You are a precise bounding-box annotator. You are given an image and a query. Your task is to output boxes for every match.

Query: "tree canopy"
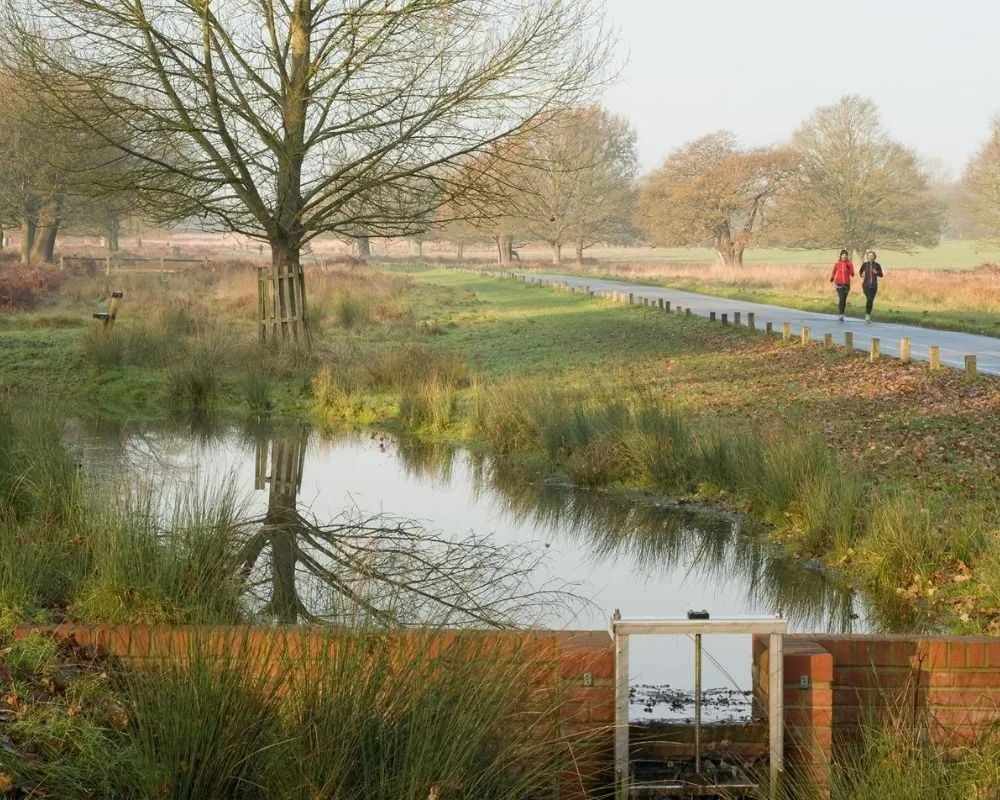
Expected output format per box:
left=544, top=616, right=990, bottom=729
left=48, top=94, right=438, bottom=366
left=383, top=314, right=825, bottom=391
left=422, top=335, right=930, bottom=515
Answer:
left=962, top=118, right=1000, bottom=242
left=3, top=0, right=610, bottom=340
left=636, top=131, right=792, bottom=266
left=772, top=95, right=944, bottom=257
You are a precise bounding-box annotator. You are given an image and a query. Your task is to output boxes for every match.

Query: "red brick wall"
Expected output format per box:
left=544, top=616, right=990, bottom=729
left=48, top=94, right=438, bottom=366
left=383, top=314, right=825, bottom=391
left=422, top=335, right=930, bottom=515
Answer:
left=755, top=633, right=1000, bottom=796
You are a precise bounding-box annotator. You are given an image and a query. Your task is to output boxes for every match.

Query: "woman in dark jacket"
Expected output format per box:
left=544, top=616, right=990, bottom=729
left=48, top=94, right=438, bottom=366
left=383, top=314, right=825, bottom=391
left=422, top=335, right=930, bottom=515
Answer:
left=859, top=250, right=884, bottom=323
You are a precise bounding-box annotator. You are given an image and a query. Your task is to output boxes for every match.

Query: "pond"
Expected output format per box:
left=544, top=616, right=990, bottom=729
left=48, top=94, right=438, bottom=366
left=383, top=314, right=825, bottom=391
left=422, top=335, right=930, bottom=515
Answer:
left=67, top=421, right=869, bottom=721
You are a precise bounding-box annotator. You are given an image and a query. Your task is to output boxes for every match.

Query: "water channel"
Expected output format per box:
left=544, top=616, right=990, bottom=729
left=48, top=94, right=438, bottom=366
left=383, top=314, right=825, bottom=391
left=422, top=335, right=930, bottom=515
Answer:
left=67, top=420, right=870, bottom=721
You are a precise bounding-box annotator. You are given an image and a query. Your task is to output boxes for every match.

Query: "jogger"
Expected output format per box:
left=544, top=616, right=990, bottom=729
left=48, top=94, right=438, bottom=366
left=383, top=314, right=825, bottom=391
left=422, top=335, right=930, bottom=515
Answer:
left=829, top=249, right=855, bottom=322
left=859, top=250, right=884, bottom=323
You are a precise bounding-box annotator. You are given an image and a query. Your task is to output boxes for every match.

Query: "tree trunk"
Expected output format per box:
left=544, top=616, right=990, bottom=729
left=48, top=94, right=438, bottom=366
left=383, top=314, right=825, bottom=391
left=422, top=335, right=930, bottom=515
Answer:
left=20, top=220, right=36, bottom=265
left=356, top=235, right=371, bottom=259
left=455, top=241, right=464, bottom=260
left=106, top=216, right=120, bottom=252
left=552, top=241, right=562, bottom=265
left=496, top=234, right=514, bottom=265
left=32, top=198, right=61, bottom=264
left=0, top=226, right=5, bottom=250
left=575, top=239, right=584, bottom=265
left=264, top=238, right=310, bottom=346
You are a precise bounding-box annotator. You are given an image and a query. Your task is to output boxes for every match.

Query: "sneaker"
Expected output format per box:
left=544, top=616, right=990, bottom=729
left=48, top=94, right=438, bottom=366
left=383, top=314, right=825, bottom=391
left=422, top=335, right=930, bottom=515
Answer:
left=839, top=315, right=844, bottom=322
left=865, top=314, right=871, bottom=324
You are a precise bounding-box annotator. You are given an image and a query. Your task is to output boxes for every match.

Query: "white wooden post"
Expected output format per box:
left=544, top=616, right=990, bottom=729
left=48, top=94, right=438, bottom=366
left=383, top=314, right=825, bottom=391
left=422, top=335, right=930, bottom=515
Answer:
left=768, top=632, right=784, bottom=798
left=614, top=626, right=629, bottom=800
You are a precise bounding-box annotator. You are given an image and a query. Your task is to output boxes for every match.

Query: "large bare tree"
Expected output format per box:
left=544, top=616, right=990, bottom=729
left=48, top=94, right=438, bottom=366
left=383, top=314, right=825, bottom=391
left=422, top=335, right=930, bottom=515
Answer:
left=3, top=0, right=609, bottom=342
left=636, top=131, right=792, bottom=266
left=773, top=95, right=944, bottom=258
left=506, top=105, right=637, bottom=264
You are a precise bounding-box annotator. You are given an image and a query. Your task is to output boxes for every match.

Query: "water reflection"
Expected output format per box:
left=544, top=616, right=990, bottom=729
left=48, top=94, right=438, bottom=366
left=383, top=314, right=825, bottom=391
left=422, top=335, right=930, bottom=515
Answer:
left=69, top=418, right=866, bottom=635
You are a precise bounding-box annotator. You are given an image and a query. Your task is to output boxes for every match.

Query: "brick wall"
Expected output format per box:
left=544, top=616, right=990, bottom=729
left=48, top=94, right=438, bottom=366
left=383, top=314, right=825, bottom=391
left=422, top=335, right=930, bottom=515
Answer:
left=754, top=633, right=1000, bottom=797
left=15, top=624, right=614, bottom=798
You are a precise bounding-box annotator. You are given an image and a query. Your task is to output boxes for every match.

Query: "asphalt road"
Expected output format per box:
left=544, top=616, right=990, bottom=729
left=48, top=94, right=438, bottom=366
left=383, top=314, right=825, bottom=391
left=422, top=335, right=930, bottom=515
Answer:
left=522, top=272, right=1000, bottom=376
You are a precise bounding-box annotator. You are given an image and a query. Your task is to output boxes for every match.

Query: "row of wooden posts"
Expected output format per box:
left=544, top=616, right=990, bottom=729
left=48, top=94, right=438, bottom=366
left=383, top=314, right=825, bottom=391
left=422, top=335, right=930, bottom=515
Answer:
left=488, top=270, right=981, bottom=378
left=60, top=254, right=210, bottom=275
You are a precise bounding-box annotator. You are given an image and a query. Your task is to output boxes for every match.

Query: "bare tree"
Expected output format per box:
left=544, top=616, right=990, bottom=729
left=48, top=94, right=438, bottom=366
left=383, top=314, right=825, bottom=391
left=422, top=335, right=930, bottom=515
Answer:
left=497, top=106, right=637, bottom=265
left=962, top=118, right=1000, bottom=242
left=636, top=131, right=792, bottom=266
left=3, top=0, right=610, bottom=343
left=773, top=95, right=944, bottom=258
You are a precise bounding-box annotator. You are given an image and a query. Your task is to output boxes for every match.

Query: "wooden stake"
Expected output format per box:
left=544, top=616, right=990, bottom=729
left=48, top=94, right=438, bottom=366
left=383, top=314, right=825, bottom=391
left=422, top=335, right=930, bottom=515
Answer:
left=929, top=345, right=941, bottom=370
left=721, top=313, right=728, bottom=326
left=965, top=354, right=977, bottom=377
left=710, top=311, right=717, bottom=322
left=900, top=337, right=911, bottom=364
left=734, top=311, right=741, bottom=326
left=845, top=331, right=854, bottom=350
left=766, top=321, right=773, bottom=335
left=747, top=312, right=755, bottom=331
left=870, top=338, right=881, bottom=361
left=782, top=322, right=791, bottom=341
left=801, top=326, right=811, bottom=345
left=824, top=333, right=833, bottom=348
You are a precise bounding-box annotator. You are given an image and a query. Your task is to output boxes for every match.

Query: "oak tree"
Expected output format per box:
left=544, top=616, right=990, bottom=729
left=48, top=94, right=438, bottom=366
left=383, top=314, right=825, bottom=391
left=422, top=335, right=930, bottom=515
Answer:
left=773, top=95, right=944, bottom=258
left=3, top=0, right=609, bottom=343
left=636, top=131, right=792, bottom=266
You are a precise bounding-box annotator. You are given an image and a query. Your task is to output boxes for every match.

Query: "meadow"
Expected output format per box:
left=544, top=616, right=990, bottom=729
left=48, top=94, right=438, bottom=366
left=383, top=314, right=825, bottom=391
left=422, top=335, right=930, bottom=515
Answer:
left=1, top=259, right=999, bottom=798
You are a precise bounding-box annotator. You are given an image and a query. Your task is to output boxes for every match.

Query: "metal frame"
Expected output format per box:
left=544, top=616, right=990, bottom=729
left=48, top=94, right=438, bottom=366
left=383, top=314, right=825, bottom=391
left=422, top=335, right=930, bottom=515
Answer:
left=611, top=612, right=787, bottom=800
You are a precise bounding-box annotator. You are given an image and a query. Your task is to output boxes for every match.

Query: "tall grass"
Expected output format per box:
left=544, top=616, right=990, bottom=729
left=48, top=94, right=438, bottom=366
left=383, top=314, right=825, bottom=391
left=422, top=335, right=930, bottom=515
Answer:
left=119, top=629, right=569, bottom=800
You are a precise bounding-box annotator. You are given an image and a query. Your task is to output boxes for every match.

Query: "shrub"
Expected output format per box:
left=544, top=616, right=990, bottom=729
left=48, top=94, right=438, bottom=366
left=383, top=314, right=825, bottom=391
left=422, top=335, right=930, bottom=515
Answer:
left=0, top=266, right=66, bottom=310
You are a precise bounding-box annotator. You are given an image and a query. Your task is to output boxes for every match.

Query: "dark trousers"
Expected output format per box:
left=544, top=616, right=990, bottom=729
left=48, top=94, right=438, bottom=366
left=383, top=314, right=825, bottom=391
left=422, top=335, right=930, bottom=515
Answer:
left=836, top=285, right=850, bottom=315
left=863, top=286, right=877, bottom=314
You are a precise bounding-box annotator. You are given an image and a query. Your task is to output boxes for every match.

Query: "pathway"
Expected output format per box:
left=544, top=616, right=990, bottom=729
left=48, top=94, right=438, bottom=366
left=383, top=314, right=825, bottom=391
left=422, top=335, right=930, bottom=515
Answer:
left=523, top=272, right=1000, bottom=376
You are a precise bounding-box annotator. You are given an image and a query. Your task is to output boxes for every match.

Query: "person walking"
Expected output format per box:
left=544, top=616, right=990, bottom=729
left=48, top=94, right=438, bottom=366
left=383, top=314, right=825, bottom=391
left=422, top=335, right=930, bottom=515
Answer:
left=829, top=249, right=854, bottom=322
left=859, top=250, right=884, bottom=324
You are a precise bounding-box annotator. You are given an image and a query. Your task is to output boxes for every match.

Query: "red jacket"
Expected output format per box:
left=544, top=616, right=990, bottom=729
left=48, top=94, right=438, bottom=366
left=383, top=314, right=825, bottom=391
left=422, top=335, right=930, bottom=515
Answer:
left=830, top=259, right=854, bottom=286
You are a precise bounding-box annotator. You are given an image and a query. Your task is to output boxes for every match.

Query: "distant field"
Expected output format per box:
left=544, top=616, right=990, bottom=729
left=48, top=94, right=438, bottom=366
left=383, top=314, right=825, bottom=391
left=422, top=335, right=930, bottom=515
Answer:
left=482, top=239, right=1000, bottom=270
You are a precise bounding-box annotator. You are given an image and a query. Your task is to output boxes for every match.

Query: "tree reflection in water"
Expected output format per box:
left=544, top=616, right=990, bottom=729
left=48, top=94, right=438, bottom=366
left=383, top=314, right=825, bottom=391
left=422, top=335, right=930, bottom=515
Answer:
left=239, top=428, right=572, bottom=627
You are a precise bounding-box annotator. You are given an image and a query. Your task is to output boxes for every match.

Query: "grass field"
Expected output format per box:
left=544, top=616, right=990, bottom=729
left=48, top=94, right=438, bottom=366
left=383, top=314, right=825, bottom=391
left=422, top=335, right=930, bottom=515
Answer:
left=450, top=238, right=1000, bottom=270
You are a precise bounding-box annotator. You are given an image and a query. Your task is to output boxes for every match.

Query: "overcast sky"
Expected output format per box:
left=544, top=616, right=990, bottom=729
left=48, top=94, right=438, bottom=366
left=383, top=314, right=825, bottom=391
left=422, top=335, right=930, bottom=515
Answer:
left=602, top=0, right=1000, bottom=177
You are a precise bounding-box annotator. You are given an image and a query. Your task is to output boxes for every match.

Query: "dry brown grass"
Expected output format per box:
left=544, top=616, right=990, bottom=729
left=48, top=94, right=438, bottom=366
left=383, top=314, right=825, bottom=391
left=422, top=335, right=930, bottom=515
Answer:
left=518, top=260, right=1000, bottom=327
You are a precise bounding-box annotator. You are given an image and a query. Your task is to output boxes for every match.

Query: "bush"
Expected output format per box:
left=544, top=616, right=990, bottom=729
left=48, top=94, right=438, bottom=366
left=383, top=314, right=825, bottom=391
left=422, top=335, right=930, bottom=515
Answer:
left=0, top=266, right=66, bottom=310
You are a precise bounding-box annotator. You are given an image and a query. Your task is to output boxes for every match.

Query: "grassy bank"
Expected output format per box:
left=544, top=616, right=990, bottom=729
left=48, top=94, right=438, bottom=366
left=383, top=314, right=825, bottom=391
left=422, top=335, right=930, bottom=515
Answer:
left=310, top=267, right=999, bottom=634
left=0, top=624, right=568, bottom=799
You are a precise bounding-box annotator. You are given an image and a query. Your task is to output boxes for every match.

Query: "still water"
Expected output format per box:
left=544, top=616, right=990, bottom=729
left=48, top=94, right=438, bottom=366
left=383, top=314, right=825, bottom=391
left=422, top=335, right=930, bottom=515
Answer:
left=68, top=421, right=867, bottom=720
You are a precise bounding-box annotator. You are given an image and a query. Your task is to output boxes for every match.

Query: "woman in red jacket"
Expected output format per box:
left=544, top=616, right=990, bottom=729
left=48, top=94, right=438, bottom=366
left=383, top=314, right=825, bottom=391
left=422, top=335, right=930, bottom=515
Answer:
left=829, top=249, right=855, bottom=322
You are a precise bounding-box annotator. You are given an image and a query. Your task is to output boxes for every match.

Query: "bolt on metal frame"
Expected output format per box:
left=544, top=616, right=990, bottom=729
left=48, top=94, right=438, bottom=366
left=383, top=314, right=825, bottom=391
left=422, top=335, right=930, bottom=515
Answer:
left=611, top=612, right=787, bottom=800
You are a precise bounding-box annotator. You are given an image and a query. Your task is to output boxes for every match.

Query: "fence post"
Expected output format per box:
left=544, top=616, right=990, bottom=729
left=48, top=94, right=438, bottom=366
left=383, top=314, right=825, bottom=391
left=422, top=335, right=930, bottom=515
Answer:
left=765, top=321, right=773, bottom=335
left=628, top=293, right=634, bottom=305
left=965, top=355, right=977, bottom=377
left=747, top=312, right=755, bottom=331
left=734, top=311, right=741, bottom=326
left=710, top=312, right=717, bottom=322
left=900, top=337, right=912, bottom=364
left=845, top=331, right=854, bottom=350
left=721, top=313, right=728, bottom=326
left=870, top=338, right=881, bottom=362
left=782, top=322, right=791, bottom=341
left=685, top=308, right=691, bottom=316
left=929, top=345, right=941, bottom=370
left=801, top=327, right=811, bottom=345
left=824, top=333, right=833, bottom=348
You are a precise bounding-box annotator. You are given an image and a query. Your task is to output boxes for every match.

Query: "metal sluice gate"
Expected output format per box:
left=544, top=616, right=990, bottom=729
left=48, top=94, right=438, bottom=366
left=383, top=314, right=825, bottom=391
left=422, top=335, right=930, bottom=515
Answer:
left=611, top=611, right=787, bottom=799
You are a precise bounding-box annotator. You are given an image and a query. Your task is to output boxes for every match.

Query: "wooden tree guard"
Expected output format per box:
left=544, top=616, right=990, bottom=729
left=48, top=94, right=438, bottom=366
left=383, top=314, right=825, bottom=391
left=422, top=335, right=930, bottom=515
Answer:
left=258, top=263, right=309, bottom=346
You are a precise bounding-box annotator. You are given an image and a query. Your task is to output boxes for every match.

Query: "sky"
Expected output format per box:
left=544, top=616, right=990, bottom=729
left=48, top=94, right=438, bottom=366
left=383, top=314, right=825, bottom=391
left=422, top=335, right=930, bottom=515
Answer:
left=602, top=0, right=1000, bottom=176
